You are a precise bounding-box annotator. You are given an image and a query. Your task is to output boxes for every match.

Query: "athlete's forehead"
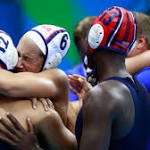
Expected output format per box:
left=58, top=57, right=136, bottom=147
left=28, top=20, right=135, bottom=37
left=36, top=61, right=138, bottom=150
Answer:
left=17, top=36, right=41, bottom=57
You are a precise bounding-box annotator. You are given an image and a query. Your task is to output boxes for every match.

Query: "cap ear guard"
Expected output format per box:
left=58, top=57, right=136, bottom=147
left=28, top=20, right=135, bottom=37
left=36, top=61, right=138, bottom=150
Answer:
left=6, top=45, right=18, bottom=70
left=0, top=32, right=18, bottom=70
left=42, top=30, right=70, bottom=70
left=43, top=52, right=62, bottom=69
left=83, top=55, right=97, bottom=86
left=88, top=24, right=104, bottom=50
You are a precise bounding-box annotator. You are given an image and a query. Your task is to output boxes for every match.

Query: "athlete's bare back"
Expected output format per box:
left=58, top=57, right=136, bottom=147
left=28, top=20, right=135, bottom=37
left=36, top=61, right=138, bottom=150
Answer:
left=0, top=96, right=51, bottom=128
left=0, top=93, right=77, bottom=150
left=0, top=97, right=64, bottom=149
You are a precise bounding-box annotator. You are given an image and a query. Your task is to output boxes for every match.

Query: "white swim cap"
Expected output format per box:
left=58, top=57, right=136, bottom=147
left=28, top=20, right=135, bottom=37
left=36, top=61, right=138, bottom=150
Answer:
left=24, top=25, right=70, bottom=70
left=0, top=30, right=18, bottom=70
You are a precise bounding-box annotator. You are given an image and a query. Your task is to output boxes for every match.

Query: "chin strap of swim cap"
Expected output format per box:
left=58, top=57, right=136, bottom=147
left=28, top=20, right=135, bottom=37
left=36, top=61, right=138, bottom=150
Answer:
left=83, top=56, right=97, bottom=86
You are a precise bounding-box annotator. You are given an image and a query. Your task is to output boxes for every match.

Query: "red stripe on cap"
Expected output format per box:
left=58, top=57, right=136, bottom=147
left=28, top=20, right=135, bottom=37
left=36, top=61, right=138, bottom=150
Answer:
left=46, top=31, right=56, bottom=41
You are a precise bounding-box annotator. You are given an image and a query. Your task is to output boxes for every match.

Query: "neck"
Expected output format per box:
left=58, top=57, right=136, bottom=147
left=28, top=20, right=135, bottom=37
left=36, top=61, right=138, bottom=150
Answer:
left=93, top=51, right=131, bottom=82
left=97, top=68, right=131, bottom=82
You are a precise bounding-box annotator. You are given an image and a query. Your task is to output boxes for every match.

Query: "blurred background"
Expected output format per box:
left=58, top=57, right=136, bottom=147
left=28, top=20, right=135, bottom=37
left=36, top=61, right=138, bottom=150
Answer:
left=0, top=0, right=150, bottom=71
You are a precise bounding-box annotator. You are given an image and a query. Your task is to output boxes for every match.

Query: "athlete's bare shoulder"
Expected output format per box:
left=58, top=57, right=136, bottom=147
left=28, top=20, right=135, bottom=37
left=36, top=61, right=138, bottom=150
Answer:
left=42, top=68, right=69, bottom=91
left=84, top=79, right=133, bottom=117
left=39, top=68, right=68, bottom=84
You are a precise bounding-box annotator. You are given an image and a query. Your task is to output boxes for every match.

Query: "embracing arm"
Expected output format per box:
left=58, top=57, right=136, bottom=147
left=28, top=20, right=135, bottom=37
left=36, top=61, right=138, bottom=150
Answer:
left=0, top=69, right=69, bottom=125
left=0, top=69, right=57, bottom=98
left=126, top=50, right=150, bottom=75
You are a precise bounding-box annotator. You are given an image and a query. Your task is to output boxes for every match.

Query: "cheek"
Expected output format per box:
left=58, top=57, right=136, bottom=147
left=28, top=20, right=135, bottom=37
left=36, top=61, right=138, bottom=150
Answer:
left=24, top=63, right=34, bottom=72
left=27, top=63, right=42, bottom=72
left=26, top=57, right=44, bottom=72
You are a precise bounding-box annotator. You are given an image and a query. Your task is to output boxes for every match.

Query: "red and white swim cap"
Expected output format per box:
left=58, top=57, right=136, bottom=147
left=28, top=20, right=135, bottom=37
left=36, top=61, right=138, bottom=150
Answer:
left=88, top=6, right=137, bottom=55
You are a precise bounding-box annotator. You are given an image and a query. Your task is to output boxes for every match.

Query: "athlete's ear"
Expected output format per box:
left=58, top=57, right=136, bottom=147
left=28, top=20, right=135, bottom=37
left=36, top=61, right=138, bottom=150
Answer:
left=136, top=36, right=148, bottom=51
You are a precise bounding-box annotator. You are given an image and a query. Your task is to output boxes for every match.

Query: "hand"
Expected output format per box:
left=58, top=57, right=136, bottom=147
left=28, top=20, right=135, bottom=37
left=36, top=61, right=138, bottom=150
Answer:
left=0, top=113, right=42, bottom=150
left=68, top=74, right=92, bottom=103
left=32, top=98, right=54, bottom=111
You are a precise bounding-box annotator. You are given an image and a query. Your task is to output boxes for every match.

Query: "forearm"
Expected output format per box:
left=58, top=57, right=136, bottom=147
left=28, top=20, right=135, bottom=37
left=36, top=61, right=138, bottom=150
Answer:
left=0, top=70, right=56, bottom=98
left=126, top=51, right=150, bottom=75
left=69, top=101, right=82, bottom=117
left=67, top=101, right=81, bottom=133
left=54, top=101, right=68, bottom=126
left=126, top=57, right=143, bottom=75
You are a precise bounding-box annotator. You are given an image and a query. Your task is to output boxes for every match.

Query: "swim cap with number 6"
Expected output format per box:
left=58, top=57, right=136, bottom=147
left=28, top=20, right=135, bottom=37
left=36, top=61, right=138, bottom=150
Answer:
left=24, top=25, right=70, bottom=70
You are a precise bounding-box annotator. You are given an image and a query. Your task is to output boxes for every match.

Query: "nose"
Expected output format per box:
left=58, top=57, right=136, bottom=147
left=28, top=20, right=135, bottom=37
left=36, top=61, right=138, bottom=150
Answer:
left=16, top=57, right=24, bottom=70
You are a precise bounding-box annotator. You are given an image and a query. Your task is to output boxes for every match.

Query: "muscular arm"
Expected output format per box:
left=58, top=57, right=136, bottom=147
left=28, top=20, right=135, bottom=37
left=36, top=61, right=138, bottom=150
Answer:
left=126, top=50, right=150, bottom=75
left=0, top=69, right=57, bottom=98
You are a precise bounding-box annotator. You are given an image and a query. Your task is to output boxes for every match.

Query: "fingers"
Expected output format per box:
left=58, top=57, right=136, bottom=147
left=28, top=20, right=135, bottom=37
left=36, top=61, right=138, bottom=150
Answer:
left=32, top=98, right=38, bottom=109
left=69, top=75, right=92, bottom=91
left=26, top=118, right=34, bottom=133
left=46, top=98, right=54, bottom=109
left=40, top=98, right=49, bottom=111
left=32, top=98, right=55, bottom=112
left=69, top=78, right=82, bottom=91
left=0, top=113, right=38, bottom=150
left=0, top=132, right=18, bottom=146
left=69, top=86, right=79, bottom=96
left=69, top=74, right=85, bottom=79
left=68, top=75, right=87, bottom=89
left=69, top=74, right=87, bottom=82
left=0, top=116, right=18, bottom=136
left=0, top=116, right=21, bottom=141
left=80, top=78, right=92, bottom=90
left=6, top=113, right=26, bottom=134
